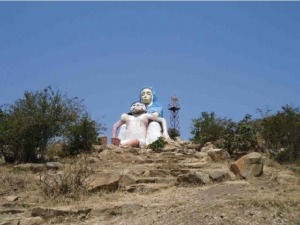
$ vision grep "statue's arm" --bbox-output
[112,114,127,138]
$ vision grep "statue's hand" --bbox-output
[151,112,159,117]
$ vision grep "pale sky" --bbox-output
[0,2,299,140]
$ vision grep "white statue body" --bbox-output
[112,102,169,148]
[117,87,169,145]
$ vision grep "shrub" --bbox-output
[191,112,259,157]
[190,112,228,146]
[64,114,99,155]
[148,137,166,152]
[217,114,259,156]
[168,128,180,140]
[259,105,300,162]
[0,86,105,163]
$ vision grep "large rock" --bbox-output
[207,149,231,162]
[230,152,264,179]
[84,171,121,192]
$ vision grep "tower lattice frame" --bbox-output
[168,96,180,136]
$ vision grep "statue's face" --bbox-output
[130,102,146,114]
[140,88,153,104]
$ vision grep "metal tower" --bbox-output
[168,96,180,136]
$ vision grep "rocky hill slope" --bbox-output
[0,142,299,225]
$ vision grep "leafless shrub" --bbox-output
[40,157,94,200]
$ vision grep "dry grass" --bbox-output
[39,156,94,204]
[0,166,39,196]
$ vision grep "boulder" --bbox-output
[230,152,264,179]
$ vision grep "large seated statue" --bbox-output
[115,86,170,145]
[112,102,169,148]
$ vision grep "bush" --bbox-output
[64,114,99,155]
[0,86,105,163]
[191,112,259,157]
[168,128,180,140]
[148,137,166,152]
[190,112,228,146]
[217,114,259,156]
[260,105,300,162]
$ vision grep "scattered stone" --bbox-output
[19,217,44,225]
[275,171,300,185]
[0,157,5,165]
[4,196,20,202]
[194,152,209,159]
[14,164,46,173]
[186,143,201,151]
[201,142,215,152]
[0,218,20,225]
[45,162,63,170]
[177,171,210,185]
[118,174,137,187]
[0,208,25,214]
[31,206,91,219]
[183,162,210,168]
[125,183,169,193]
[194,171,211,184]
[223,180,250,186]
[170,169,191,177]
[91,144,105,152]
[163,143,177,151]
[208,169,232,182]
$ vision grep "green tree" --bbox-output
[0,86,103,163]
